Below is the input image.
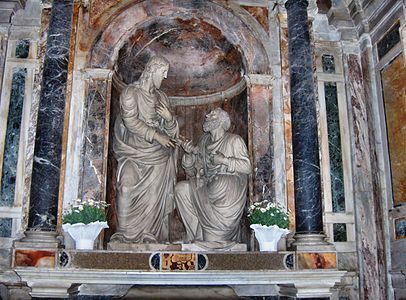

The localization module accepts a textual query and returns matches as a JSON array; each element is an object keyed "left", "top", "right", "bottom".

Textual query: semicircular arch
[{"left": 88, "top": 0, "right": 272, "bottom": 75}]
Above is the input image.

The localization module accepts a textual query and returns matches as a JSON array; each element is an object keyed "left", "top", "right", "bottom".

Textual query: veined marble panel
[
  {"left": 333, "top": 223, "right": 347, "bottom": 242},
  {"left": 269, "top": 8, "right": 287, "bottom": 213},
  {"left": 28, "top": 0, "right": 74, "bottom": 230},
  {"left": 297, "top": 252, "right": 336, "bottom": 269},
  {"left": 14, "top": 249, "right": 55, "bottom": 268},
  {"left": 280, "top": 24, "right": 295, "bottom": 229},
  {"left": 250, "top": 84, "right": 273, "bottom": 201},
  {"left": 0, "top": 68, "right": 26, "bottom": 207},
  {"left": 15, "top": 39, "right": 29, "bottom": 59},
  {"left": 394, "top": 217, "right": 406, "bottom": 240},
  {"left": 0, "top": 218, "right": 12, "bottom": 237},
  {"left": 324, "top": 82, "right": 345, "bottom": 213},
  {"left": 381, "top": 54, "right": 406, "bottom": 206},
  {"left": 20, "top": 8, "right": 51, "bottom": 232},
  {"left": 79, "top": 79, "right": 110, "bottom": 202},
  {"left": 360, "top": 40, "right": 388, "bottom": 293},
  {"left": 63, "top": 70, "right": 88, "bottom": 208},
  {"left": 345, "top": 51, "right": 385, "bottom": 300},
  {"left": 377, "top": 22, "right": 400, "bottom": 60}
]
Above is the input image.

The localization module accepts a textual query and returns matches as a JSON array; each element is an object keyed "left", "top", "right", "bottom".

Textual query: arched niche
[
  {"left": 88, "top": 1, "right": 271, "bottom": 73},
  {"left": 77, "top": 0, "right": 274, "bottom": 246}
]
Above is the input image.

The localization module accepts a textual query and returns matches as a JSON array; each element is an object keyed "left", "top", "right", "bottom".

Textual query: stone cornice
[{"left": 15, "top": 268, "right": 347, "bottom": 298}]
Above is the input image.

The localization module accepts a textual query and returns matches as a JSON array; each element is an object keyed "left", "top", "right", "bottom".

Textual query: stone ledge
[{"left": 15, "top": 268, "right": 347, "bottom": 298}]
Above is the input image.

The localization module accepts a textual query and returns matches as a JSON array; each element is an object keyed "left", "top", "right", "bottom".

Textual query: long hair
[{"left": 138, "top": 55, "right": 169, "bottom": 85}]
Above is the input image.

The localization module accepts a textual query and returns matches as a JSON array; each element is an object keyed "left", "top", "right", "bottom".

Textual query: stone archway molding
[{"left": 88, "top": 0, "right": 273, "bottom": 75}]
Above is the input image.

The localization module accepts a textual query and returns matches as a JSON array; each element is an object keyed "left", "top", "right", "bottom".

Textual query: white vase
[
  {"left": 250, "top": 224, "right": 289, "bottom": 251},
  {"left": 62, "top": 221, "right": 109, "bottom": 250}
]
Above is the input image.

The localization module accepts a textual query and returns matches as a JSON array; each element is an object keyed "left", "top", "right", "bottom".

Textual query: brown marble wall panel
[
  {"left": 242, "top": 6, "right": 269, "bottom": 33},
  {"left": 346, "top": 53, "right": 385, "bottom": 300},
  {"left": 14, "top": 250, "right": 55, "bottom": 268},
  {"left": 297, "top": 252, "right": 336, "bottom": 269},
  {"left": 381, "top": 54, "right": 406, "bottom": 206},
  {"left": 250, "top": 84, "right": 273, "bottom": 201},
  {"left": 361, "top": 47, "right": 388, "bottom": 298},
  {"left": 79, "top": 79, "right": 110, "bottom": 202},
  {"left": 280, "top": 24, "right": 295, "bottom": 229}
]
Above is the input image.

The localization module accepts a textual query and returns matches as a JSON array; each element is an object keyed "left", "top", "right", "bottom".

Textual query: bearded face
[
  {"left": 203, "top": 119, "right": 221, "bottom": 132},
  {"left": 203, "top": 110, "right": 222, "bottom": 132}
]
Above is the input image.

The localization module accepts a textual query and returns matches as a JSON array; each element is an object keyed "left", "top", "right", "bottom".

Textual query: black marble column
[
  {"left": 27, "top": 0, "right": 74, "bottom": 230},
  {"left": 285, "top": 0, "right": 323, "bottom": 235}
]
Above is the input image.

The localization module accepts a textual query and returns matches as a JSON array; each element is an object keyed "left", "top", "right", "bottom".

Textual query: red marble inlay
[
  {"left": 161, "top": 253, "right": 196, "bottom": 271},
  {"left": 297, "top": 252, "right": 336, "bottom": 269},
  {"left": 14, "top": 250, "right": 55, "bottom": 268}
]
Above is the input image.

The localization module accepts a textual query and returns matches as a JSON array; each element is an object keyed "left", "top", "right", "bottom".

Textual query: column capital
[
  {"left": 83, "top": 68, "right": 114, "bottom": 80},
  {"left": 245, "top": 74, "right": 274, "bottom": 86}
]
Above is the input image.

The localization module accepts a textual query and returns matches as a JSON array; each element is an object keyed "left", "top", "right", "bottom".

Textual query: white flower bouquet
[
  {"left": 247, "top": 200, "right": 289, "bottom": 229},
  {"left": 62, "top": 198, "right": 109, "bottom": 225}
]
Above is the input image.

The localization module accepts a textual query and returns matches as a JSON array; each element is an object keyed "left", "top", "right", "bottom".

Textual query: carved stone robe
[
  {"left": 111, "top": 84, "right": 178, "bottom": 243},
  {"left": 175, "top": 132, "right": 251, "bottom": 249}
]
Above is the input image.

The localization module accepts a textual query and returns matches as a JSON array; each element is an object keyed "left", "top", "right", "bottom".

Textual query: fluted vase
[
  {"left": 62, "top": 221, "right": 108, "bottom": 250},
  {"left": 250, "top": 224, "right": 289, "bottom": 251}
]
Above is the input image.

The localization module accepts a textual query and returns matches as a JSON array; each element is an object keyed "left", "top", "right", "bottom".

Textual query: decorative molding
[
  {"left": 170, "top": 78, "right": 247, "bottom": 107},
  {"left": 15, "top": 268, "right": 347, "bottom": 298},
  {"left": 0, "top": 206, "right": 22, "bottom": 218},
  {"left": 245, "top": 74, "right": 274, "bottom": 86},
  {"left": 83, "top": 68, "right": 113, "bottom": 80}
]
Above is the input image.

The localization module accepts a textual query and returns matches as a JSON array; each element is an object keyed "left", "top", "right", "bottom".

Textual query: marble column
[
  {"left": 285, "top": 0, "right": 324, "bottom": 244},
  {"left": 25, "top": 0, "right": 74, "bottom": 236}
]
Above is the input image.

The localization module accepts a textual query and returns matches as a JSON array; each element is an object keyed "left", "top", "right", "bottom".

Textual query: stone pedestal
[
  {"left": 181, "top": 243, "right": 247, "bottom": 252},
  {"left": 107, "top": 242, "right": 247, "bottom": 252},
  {"left": 14, "top": 251, "right": 346, "bottom": 298},
  {"left": 107, "top": 242, "right": 181, "bottom": 252}
]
